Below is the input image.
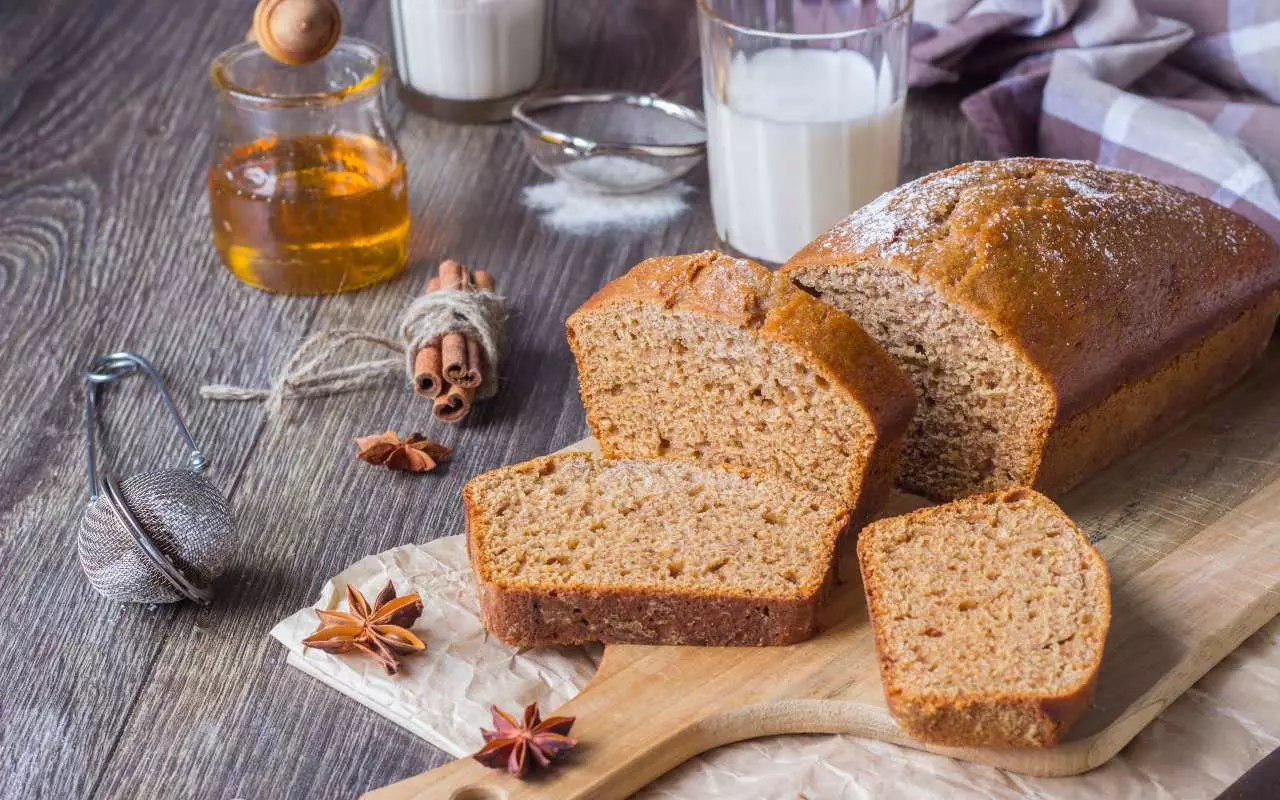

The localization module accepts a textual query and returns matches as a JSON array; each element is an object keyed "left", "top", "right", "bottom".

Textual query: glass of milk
[
  {"left": 698, "top": 0, "right": 911, "bottom": 264},
  {"left": 389, "top": 0, "right": 556, "bottom": 123}
]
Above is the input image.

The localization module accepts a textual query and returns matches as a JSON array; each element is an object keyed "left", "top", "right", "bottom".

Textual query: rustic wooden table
[{"left": 5, "top": 1, "right": 1271, "bottom": 799}]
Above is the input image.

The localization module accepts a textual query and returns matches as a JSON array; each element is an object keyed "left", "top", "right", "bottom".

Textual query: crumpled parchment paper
[{"left": 271, "top": 536, "right": 1279, "bottom": 799}]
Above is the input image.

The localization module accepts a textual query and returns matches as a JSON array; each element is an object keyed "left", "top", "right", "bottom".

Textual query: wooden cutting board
[{"left": 366, "top": 346, "right": 1280, "bottom": 800}]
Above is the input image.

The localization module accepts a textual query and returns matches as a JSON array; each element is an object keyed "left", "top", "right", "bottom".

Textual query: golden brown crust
[
  {"left": 1036, "top": 299, "right": 1279, "bottom": 493},
  {"left": 783, "top": 158, "right": 1280, "bottom": 420},
  {"left": 465, "top": 453, "right": 847, "bottom": 647},
  {"left": 574, "top": 249, "right": 772, "bottom": 327},
  {"left": 884, "top": 674, "right": 1099, "bottom": 747},
  {"left": 785, "top": 158, "right": 1280, "bottom": 497},
  {"left": 475, "top": 582, "right": 828, "bottom": 647},
  {"left": 857, "top": 488, "right": 1111, "bottom": 748},
  {"left": 568, "top": 250, "right": 916, "bottom": 513}
]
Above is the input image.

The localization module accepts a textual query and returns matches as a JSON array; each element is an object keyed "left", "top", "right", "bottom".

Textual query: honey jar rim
[{"left": 210, "top": 37, "right": 389, "bottom": 108}]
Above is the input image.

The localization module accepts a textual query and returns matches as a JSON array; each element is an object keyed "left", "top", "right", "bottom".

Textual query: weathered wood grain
[{"left": 0, "top": 1, "right": 992, "bottom": 798}]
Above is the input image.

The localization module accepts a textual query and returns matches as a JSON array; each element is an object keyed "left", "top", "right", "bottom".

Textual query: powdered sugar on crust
[
  {"left": 1060, "top": 175, "right": 1111, "bottom": 200},
  {"left": 812, "top": 157, "right": 1241, "bottom": 261},
  {"left": 816, "top": 169, "right": 970, "bottom": 258}
]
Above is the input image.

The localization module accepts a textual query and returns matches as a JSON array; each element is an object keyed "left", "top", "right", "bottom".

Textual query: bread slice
[
  {"left": 784, "top": 158, "right": 1280, "bottom": 501},
  {"left": 567, "top": 250, "right": 915, "bottom": 519},
  {"left": 465, "top": 453, "right": 849, "bottom": 647},
  {"left": 857, "top": 488, "right": 1110, "bottom": 747}
]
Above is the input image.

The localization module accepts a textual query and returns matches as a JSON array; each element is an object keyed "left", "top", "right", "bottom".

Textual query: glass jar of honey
[{"left": 209, "top": 38, "right": 409, "bottom": 294}]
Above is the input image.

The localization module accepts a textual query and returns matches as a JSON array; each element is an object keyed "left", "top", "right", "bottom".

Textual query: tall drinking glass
[{"left": 698, "top": 0, "right": 911, "bottom": 264}]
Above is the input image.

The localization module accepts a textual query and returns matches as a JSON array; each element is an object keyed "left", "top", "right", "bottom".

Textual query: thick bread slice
[
  {"left": 784, "top": 158, "right": 1280, "bottom": 501},
  {"left": 465, "top": 453, "right": 849, "bottom": 647},
  {"left": 857, "top": 488, "right": 1110, "bottom": 748},
  {"left": 567, "top": 250, "right": 916, "bottom": 519}
]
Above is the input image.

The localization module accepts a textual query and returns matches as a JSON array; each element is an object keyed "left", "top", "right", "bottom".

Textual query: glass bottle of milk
[
  {"left": 698, "top": 0, "right": 911, "bottom": 264},
  {"left": 389, "top": 0, "right": 556, "bottom": 123}
]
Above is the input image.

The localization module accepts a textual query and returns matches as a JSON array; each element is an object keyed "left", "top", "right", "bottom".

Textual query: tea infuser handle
[{"left": 83, "top": 352, "right": 210, "bottom": 501}]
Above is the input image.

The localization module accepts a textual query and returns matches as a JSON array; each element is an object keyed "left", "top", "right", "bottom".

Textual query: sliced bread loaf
[
  {"left": 785, "top": 158, "right": 1280, "bottom": 501},
  {"left": 465, "top": 453, "right": 848, "bottom": 647},
  {"left": 857, "top": 488, "right": 1110, "bottom": 748},
  {"left": 566, "top": 250, "right": 916, "bottom": 518}
]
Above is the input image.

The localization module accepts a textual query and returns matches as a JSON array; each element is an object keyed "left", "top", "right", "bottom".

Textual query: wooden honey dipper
[{"left": 250, "top": 0, "right": 343, "bottom": 66}]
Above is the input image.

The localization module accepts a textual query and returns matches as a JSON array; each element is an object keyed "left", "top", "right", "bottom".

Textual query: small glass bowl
[{"left": 512, "top": 91, "right": 707, "bottom": 194}]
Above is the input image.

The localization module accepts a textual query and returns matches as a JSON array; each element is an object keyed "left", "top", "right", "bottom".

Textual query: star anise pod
[
  {"left": 355, "top": 431, "right": 451, "bottom": 473},
  {"left": 302, "top": 581, "right": 426, "bottom": 675},
  {"left": 472, "top": 703, "right": 578, "bottom": 778}
]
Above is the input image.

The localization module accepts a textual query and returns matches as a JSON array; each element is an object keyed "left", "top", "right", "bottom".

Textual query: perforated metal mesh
[{"left": 78, "top": 470, "right": 233, "bottom": 604}]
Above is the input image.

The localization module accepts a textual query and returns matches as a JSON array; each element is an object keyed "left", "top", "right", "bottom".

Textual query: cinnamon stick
[
  {"left": 447, "top": 266, "right": 483, "bottom": 389},
  {"left": 439, "top": 260, "right": 470, "bottom": 385},
  {"left": 413, "top": 338, "right": 443, "bottom": 398},
  {"left": 457, "top": 337, "right": 483, "bottom": 389},
  {"left": 433, "top": 382, "right": 475, "bottom": 423},
  {"left": 413, "top": 260, "right": 498, "bottom": 407},
  {"left": 456, "top": 269, "right": 496, "bottom": 390},
  {"left": 411, "top": 276, "right": 446, "bottom": 398}
]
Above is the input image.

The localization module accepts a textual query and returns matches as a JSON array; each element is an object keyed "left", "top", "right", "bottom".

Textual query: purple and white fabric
[{"left": 910, "top": 0, "right": 1280, "bottom": 238}]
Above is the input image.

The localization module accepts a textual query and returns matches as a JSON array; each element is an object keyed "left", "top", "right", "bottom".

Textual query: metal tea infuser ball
[{"left": 78, "top": 352, "right": 234, "bottom": 604}]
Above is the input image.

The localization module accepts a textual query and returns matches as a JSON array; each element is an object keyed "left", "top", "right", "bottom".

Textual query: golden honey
[{"left": 209, "top": 133, "right": 409, "bottom": 294}]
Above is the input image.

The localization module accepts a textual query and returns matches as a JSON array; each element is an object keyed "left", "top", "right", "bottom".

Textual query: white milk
[
  {"left": 705, "top": 48, "right": 903, "bottom": 264},
  {"left": 391, "top": 0, "right": 546, "bottom": 101}
]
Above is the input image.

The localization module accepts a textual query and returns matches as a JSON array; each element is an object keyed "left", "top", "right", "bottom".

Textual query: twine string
[
  {"left": 400, "top": 289, "right": 505, "bottom": 399},
  {"left": 200, "top": 289, "right": 506, "bottom": 413}
]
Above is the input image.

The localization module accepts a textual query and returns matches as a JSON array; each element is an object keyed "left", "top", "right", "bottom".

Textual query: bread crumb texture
[
  {"left": 568, "top": 250, "right": 914, "bottom": 511},
  {"left": 465, "top": 454, "right": 849, "bottom": 646},
  {"left": 470, "top": 454, "right": 842, "bottom": 597},
  {"left": 858, "top": 488, "right": 1110, "bottom": 747}
]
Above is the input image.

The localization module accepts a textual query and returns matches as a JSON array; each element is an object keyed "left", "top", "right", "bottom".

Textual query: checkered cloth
[{"left": 911, "top": 0, "right": 1280, "bottom": 239}]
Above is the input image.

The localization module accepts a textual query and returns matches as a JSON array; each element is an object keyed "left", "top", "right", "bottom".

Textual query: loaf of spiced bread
[
  {"left": 858, "top": 487, "right": 1110, "bottom": 747},
  {"left": 465, "top": 453, "right": 848, "bottom": 647},
  {"left": 567, "top": 250, "right": 916, "bottom": 519},
  {"left": 784, "top": 158, "right": 1280, "bottom": 501}
]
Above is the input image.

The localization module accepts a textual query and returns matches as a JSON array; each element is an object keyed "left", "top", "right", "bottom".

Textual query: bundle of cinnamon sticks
[{"left": 413, "top": 260, "right": 495, "bottom": 423}]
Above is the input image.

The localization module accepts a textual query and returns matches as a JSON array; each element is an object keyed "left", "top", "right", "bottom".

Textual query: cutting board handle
[
  {"left": 362, "top": 647, "right": 761, "bottom": 800},
  {"left": 361, "top": 717, "right": 711, "bottom": 800}
]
